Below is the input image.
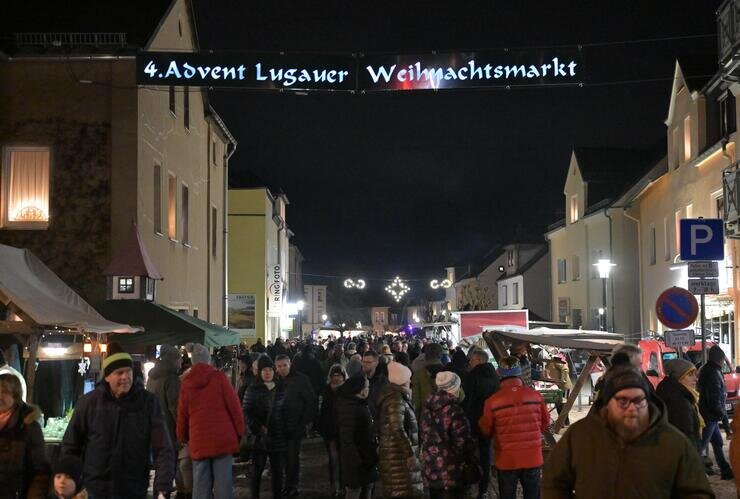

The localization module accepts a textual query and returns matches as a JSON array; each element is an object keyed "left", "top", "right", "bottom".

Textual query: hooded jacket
[
  {"left": 335, "top": 385, "right": 379, "bottom": 488},
  {"left": 462, "top": 362, "right": 500, "bottom": 437},
  {"left": 0, "top": 403, "right": 48, "bottom": 499},
  {"left": 411, "top": 360, "right": 444, "bottom": 417},
  {"left": 541, "top": 398, "right": 714, "bottom": 499},
  {"left": 377, "top": 383, "right": 423, "bottom": 498},
  {"left": 176, "top": 363, "right": 244, "bottom": 460},
  {"left": 62, "top": 383, "right": 174, "bottom": 498},
  {"left": 656, "top": 375, "right": 702, "bottom": 452},
  {"left": 146, "top": 360, "right": 181, "bottom": 450},
  {"left": 420, "top": 390, "right": 474, "bottom": 490},
  {"left": 697, "top": 349, "right": 727, "bottom": 422}
]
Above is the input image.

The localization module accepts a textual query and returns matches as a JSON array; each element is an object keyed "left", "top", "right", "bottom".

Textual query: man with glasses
[{"left": 542, "top": 364, "right": 713, "bottom": 498}]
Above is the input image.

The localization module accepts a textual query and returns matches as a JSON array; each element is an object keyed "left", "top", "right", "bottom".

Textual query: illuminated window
[
  {"left": 153, "top": 164, "right": 162, "bottom": 234},
  {"left": 168, "top": 174, "right": 177, "bottom": 240},
  {"left": 686, "top": 203, "right": 693, "bottom": 219},
  {"left": 181, "top": 184, "right": 189, "bottom": 245},
  {"left": 2, "top": 147, "right": 50, "bottom": 229},
  {"left": 507, "top": 250, "right": 515, "bottom": 267},
  {"left": 683, "top": 115, "right": 692, "bottom": 162},
  {"left": 672, "top": 127, "right": 680, "bottom": 169},
  {"left": 502, "top": 285, "right": 508, "bottom": 306},
  {"left": 570, "top": 195, "right": 579, "bottom": 223},
  {"left": 118, "top": 277, "right": 134, "bottom": 294},
  {"left": 675, "top": 209, "right": 682, "bottom": 255},
  {"left": 557, "top": 259, "right": 567, "bottom": 283}
]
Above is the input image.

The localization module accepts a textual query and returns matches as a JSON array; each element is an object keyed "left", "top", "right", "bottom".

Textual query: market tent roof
[
  {"left": 0, "top": 244, "right": 139, "bottom": 334},
  {"left": 100, "top": 300, "right": 241, "bottom": 348},
  {"left": 483, "top": 327, "right": 625, "bottom": 352}
]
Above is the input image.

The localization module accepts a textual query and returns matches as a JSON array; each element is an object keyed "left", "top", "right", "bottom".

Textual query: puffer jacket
[
  {"left": 177, "top": 363, "right": 244, "bottom": 460},
  {"left": 697, "top": 360, "right": 726, "bottom": 422},
  {"left": 478, "top": 377, "right": 549, "bottom": 470},
  {"left": 335, "top": 385, "right": 379, "bottom": 488},
  {"left": 656, "top": 375, "right": 702, "bottom": 452},
  {"left": 146, "top": 360, "right": 181, "bottom": 450},
  {"left": 317, "top": 384, "right": 340, "bottom": 440},
  {"left": 542, "top": 398, "right": 713, "bottom": 499},
  {"left": 0, "top": 403, "right": 48, "bottom": 499},
  {"left": 420, "top": 390, "right": 474, "bottom": 490},
  {"left": 62, "top": 382, "right": 174, "bottom": 498},
  {"left": 243, "top": 381, "right": 288, "bottom": 453},
  {"left": 377, "top": 383, "right": 424, "bottom": 498},
  {"left": 462, "top": 362, "right": 500, "bottom": 437}
]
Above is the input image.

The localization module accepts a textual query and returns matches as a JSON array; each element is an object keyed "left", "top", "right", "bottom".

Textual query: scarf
[
  {"left": 685, "top": 384, "right": 706, "bottom": 434},
  {"left": 264, "top": 381, "right": 276, "bottom": 390},
  {"left": 0, "top": 406, "right": 15, "bottom": 431}
]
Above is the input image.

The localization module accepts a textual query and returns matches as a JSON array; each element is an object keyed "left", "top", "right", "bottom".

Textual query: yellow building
[{"left": 228, "top": 188, "right": 291, "bottom": 344}]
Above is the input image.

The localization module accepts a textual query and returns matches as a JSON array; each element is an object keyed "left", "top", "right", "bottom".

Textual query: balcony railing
[
  {"left": 718, "top": 0, "right": 740, "bottom": 64},
  {"left": 14, "top": 33, "right": 127, "bottom": 49}
]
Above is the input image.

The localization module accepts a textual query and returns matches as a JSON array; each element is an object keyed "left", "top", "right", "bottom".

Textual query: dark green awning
[{"left": 99, "top": 300, "right": 241, "bottom": 349}]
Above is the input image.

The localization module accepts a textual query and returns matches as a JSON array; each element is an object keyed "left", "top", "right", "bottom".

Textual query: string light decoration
[
  {"left": 430, "top": 279, "right": 452, "bottom": 289},
  {"left": 344, "top": 278, "right": 366, "bottom": 289},
  {"left": 385, "top": 276, "right": 410, "bottom": 302}
]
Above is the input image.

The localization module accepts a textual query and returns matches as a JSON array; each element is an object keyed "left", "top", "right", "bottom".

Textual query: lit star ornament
[{"left": 385, "top": 276, "right": 410, "bottom": 302}]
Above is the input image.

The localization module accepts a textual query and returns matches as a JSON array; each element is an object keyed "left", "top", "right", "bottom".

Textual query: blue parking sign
[{"left": 679, "top": 218, "right": 724, "bottom": 261}]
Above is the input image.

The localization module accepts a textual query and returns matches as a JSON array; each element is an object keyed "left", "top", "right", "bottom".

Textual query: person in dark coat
[
  {"left": 0, "top": 373, "right": 49, "bottom": 499},
  {"left": 250, "top": 339, "right": 266, "bottom": 354},
  {"left": 461, "top": 349, "right": 499, "bottom": 498},
  {"left": 698, "top": 345, "right": 734, "bottom": 479},
  {"left": 361, "top": 350, "right": 388, "bottom": 425},
  {"left": 62, "top": 352, "right": 174, "bottom": 499},
  {"left": 275, "top": 354, "right": 318, "bottom": 496},
  {"left": 318, "top": 364, "right": 347, "bottom": 497},
  {"left": 656, "top": 358, "right": 703, "bottom": 453},
  {"left": 293, "top": 345, "right": 325, "bottom": 397},
  {"left": 243, "top": 355, "right": 288, "bottom": 499},
  {"left": 336, "top": 374, "right": 379, "bottom": 499},
  {"left": 446, "top": 349, "right": 469, "bottom": 378}
]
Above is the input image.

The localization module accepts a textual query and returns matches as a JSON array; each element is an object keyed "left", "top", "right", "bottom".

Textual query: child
[{"left": 50, "top": 456, "right": 87, "bottom": 499}]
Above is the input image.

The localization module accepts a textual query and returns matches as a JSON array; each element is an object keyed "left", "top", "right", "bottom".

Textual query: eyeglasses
[{"left": 612, "top": 395, "right": 648, "bottom": 409}]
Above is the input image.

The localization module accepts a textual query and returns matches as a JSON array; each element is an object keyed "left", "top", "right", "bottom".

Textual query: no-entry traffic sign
[{"left": 656, "top": 287, "right": 699, "bottom": 330}]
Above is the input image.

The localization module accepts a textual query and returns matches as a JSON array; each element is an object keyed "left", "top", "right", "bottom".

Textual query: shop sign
[{"left": 267, "top": 264, "right": 283, "bottom": 317}]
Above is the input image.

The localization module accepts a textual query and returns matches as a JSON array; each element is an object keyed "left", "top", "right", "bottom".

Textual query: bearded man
[{"left": 542, "top": 364, "right": 713, "bottom": 499}]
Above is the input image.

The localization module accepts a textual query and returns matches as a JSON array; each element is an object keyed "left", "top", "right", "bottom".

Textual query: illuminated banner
[{"left": 136, "top": 49, "right": 583, "bottom": 92}]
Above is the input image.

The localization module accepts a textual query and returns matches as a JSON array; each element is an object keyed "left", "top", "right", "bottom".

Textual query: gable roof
[
  {"left": 102, "top": 225, "right": 163, "bottom": 279},
  {"left": 665, "top": 56, "right": 716, "bottom": 126},
  {"left": 0, "top": 0, "right": 190, "bottom": 54},
  {"left": 496, "top": 244, "right": 549, "bottom": 281}
]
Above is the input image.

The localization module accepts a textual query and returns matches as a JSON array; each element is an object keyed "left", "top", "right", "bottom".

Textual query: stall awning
[
  {"left": 100, "top": 300, "right": 241, "bottom": 348},
  {"left": 483, "top": 327, "right": 625, "bottom": 352},
  {"left": 0, "top": 244, "right": 139, "bottom": 334}
]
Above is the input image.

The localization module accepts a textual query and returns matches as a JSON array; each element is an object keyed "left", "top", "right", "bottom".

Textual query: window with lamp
[
  {"left": 118, "top": 277, "right": 134, "bottom": 294},
  {"left": 1, "top": 146, "right": 51, "bottom": 229}
]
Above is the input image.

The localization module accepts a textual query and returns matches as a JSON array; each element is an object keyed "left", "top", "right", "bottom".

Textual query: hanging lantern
[{"left": 83, "top": 339, "right": 93, "bottom": 353}]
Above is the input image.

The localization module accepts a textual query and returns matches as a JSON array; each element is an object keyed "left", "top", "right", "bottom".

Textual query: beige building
[{"left": 0, "top": 0, "right": 234, "bottom": 324}]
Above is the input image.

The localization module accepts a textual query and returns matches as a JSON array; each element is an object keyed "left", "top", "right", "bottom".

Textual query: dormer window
[
  {"left": 118, "top": 277, "right": 134, "bottom": 294},
  {"left": 570, "top": 195, "right": 579, "bottom": 223}
]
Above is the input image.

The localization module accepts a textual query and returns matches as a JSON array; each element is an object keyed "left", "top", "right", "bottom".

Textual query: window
[
  {"left": 513, "top": 282, "right": 519, "bottom": 305},
  {"left": 716, "top": 193, "right": 726, "bottom": 219},
  {"left": 591, "top": 250, "right": 603, "bottom": 279},
  {"left": 502, "top": 285, "right": 508, "bottom": 306},
  {"left": 178, "top": 18, "right": 183, "bottom": 37},
  {"left": 168, "top": 174, "right": 177, "bottom": 239},
  {"left": 192, "top": 309, "right": 198, "bottom": 318},
  {"left": 212, "top": 139, "right": 217, "bottom": 164},
  {"left": 572, "top": 254, "right": 580, "bottom": 280},
  {"left": 211, "top": 206, "right": 218, "bottom": 258},
  {"left": 672, "top": 127, "right": 680, "bottom": 168},
  {"left": 118, "top": 277, "right": 134, "bottom": 294},
  {"left": 153, "top": 164, "right": 162, "bottom": 234},
  {"left": 507, "top": 250, "right": 515, "bottom": 267},
  {"left": 674, "top": 209, "right": 682, "bottom": 255},
  {"left": 570, "top": 195, "right": 579, "bottom": 223},
  {"left": 686, "top": 203, "right": 693, "bottom": 219},
  {"left": 683, "top": 115, "right": 692, "bottom": 162},
  {"left": 145, "top": 278, "right": 154, "bottom": 300},
  {"left": 181, "top": 184, "right": 189, "bottom": 245},
  {"left": 649, "top": 225, "right": 656, "bottom": 265},
  {"left": 2, "top": 147, "right": 50, "bottom": 228},
  {"left": 184, "top": 86, "right": 190, "bottom": 130},
  {"left": 572, "top": 309, "right": 583, "bottom": 328},
  {"left": 663, "top": 217, "right": 670, "bottom": 260},
  {"left": 720, "top": 92, "right": 736, "bottom": 138},
  {"left": 169, "top": 86, "right": 175, "bottom": 115},
  {"left": 557, "top": 259, "right": 567, "bottom": 283}
]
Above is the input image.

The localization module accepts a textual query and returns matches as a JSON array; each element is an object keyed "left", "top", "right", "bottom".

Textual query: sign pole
[{"left": 701, "top": 293, "right": 707, "bottom": 365}]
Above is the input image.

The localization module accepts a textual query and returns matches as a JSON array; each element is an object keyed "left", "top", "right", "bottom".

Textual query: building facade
[
  {"left": 496, "top": 243, "right": 551, "bottom": 321},
  {"left": 302, "top": 284, "right": 328, "bottom": 335}
]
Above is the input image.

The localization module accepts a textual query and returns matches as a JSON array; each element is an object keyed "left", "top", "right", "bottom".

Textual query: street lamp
[
  {"left": 593, "top": 259, "right": 616, "bottom": 331},
  {"left": 321, "top": 313, "right": 328, "bottom": 322}
]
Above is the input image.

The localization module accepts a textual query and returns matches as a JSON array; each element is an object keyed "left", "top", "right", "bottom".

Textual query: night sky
[{"left": 194, "top": 1, "right": 722, "bottom": 303}]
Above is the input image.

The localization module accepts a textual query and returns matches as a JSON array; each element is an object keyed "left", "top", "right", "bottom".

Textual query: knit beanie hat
[
  {"left": 387, "top": 361, "right": 412, "bottom": 386},
  {"left": 346, "top": 357, "right": 363, "bottom": 377},
  {"left": 159, "top": 344, "right": 181, "bottom": 366},
  {"left": 102, "top": 352, "right": 133, "bottom": 378},
  {"left": 328, "top": 364, "right": 347, "bottom": 379},
  {"left": 497, "top": 356, "right": 522, "bottom": 379},
  {"left": 190, "top": 343, "right": 210, "bottom": 365},
  {"left": 665, "top": 358, "right": 696, "bottom": 380},
  {"left": 340, "top": 373, "right": 368, "bottom": 396},
  {"left": 600, "top": 364, "right": 650, "bottom": 404},
  {"left": 257, "top": 355, "right": 274, "bottom": 372},
  {"left": 435, "top": 371, "right": 461, "bottom": 395},
  {"left": 53, "top": 455, "right": 84, "bottom": 493}
]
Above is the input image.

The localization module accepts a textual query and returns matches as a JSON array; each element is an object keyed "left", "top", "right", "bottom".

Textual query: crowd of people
[{"left": 2, "top": 334, "right": 740, "bottom": 498}]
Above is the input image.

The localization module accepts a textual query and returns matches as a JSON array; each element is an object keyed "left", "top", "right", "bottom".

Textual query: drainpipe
[
  {"left": 604, "top": 207, "right": 615, "bottom": 333},
  {"left": 223, "top": 142, "right": 236, "bottom": 326},
  {"left": 623, "top": 209, "right": 643, "bottom": 337}
]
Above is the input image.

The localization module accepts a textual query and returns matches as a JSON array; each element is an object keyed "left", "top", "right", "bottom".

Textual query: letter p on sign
[{"left": 680, "top": 218, "right": 725, "bottom": 261}]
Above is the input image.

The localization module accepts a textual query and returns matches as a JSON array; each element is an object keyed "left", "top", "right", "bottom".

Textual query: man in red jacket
[
  {"left": 479, "top": 356, "right": 549, "bottom": 499},
  {"left": 177, "top": 344, "right": 244, "bottom": 499}
]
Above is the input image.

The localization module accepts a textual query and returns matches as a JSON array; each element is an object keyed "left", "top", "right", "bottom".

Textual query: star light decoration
[
  {"left": 343, "top": 278, "right": 366, "bottom": 289},
  {"left": 385, "top": 276, "right": 410, "bottom": 302}
]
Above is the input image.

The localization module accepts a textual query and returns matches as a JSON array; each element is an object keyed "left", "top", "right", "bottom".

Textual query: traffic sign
[
  {"left": 688, "top": 261, "right": 719, "bottom": 278},
  {"left": 656, "top": 287, "right": 699, "bottom": 330},
  {"left": 665, "top": 329, "right": 696, "bottom": 348},
  {"left": 680, "top": 218, "right": 724, "bottom": 261},
  {"left": 688, "top": 278, "right": 720, "bottom": 295}
]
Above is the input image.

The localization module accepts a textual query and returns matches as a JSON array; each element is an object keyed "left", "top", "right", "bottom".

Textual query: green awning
[{"left": 99, "top": 300, "right": 241, "bottom": 349}]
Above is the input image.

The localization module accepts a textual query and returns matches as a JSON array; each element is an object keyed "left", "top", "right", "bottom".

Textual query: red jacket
[
  {"left": 177, "top": 363, "right": 245, "bottom": 460},
  {"left": 478, "top": 377, "right": 549, "bottom": 470}
]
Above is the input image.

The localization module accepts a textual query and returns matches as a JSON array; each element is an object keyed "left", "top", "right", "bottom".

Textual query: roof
[
  {"left": 102, "top": 225, "right": 163, "bottom": 279},
  {"left": 0, "top": 0, "right": 184, "bottom": 54},
  {"left": 676, "top": 55, "right": 718, "bottom": 93},
  {"left": 497, "top": 244, "right": 548, "bottom": 281},
  {"left": 0, "top": 244, "right": 139, "bottom": 334},
  {"left": 483, "top": 327, "right": 624, "bottom": 352},
  {"left": 574, "top": 145, "right": 666, "bottom": 212},
  {"left": 101, "top": 300, "right": 241, "bottom": 348}
]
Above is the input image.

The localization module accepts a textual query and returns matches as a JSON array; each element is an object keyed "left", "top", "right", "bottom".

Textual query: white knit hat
[
  {"left": 435, "top": 371, "right": 461, "bottom": 395},
  {"left": 191, "top": 343, "right": 210, "bottom": 365},
  {"left": 387, "top": 361, "right": 412, "bottom": 386}
]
